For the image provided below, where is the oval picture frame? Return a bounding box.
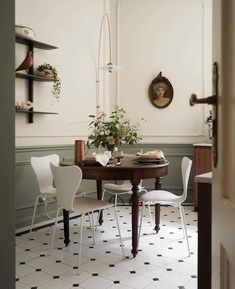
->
[149,72,174,109]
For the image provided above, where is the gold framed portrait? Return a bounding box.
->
[149,72,174,109]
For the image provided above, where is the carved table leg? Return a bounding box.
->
[63,209,70,246]
[97,180,103,225]
[131,182,139,258]
[154,177,162,233]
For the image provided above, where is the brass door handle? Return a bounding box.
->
[189,94,216,106]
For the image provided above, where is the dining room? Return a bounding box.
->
[12,0,214,288]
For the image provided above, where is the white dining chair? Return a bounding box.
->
[98,180,154,226]
[50,164,125,274]
[30,154,60,232]
[30,154,86,232]
[138,157,192,256]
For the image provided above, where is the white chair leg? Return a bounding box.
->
[78,214,84,275]
[147,203,153,226]
[138,203,145,248]
[30,195,40,232]
[91,211,95,245]
[113,206,125,258]
[179,204,190,256]
[50,207,60,255]
[114,193,118,208]
[43,197,54,219]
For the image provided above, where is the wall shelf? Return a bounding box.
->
[15,109,58,115]
[15,35,58,123]
[15,35,58,50]
[16,72,54,82]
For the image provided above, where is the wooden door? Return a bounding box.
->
[212,0,235,288]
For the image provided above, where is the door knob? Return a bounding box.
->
[189,62,219,168]
[189,94,216,106]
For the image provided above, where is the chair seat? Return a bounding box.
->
[140,190,183,204]
[41,187,57,196]
[73,196,113,214]
[103,183,132,193]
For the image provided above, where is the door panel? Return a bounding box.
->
[212,0,235,288]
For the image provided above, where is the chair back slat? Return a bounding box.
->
[50,164,82,211]
[181,157,192,201]
[31,154,59,194]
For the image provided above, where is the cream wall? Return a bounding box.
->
[15,0,106,146]
[115,0,212,144]
[15,0,212,147]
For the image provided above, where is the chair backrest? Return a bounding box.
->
[31,154,60,194]
[50,164,82,211]
[181,157,192,201]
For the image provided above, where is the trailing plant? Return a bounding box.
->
[36,63,61,100]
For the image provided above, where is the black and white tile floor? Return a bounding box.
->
[16,205,197,289]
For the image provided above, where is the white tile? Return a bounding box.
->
[99,266,129,281]
[121,273,152,289]
[144,280,179,289]
[80,275,113,289]
[15,282,31,289]
[36,278,73,289]
[20,270,52,287]
[60,268,90,283]
[42,262,71,275]
[26,256,54,269]
[16,264,35,278]
[81,260,109,273]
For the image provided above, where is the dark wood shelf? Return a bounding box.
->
[15,109,58,115]
[15,72,54,82]
[16,34,58,123]
[15,35,58,50]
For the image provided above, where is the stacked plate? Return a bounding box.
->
[135,156,166,164]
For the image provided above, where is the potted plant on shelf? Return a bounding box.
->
[87,107,142,152]
[36,63,61,100]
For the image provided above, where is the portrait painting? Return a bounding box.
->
[149,72,174,109]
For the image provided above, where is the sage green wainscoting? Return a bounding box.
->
[15,144,194,230]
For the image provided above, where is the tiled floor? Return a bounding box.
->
[16,205,197,289]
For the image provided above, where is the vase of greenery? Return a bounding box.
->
[36,63,61,100]
[87,107,142,151]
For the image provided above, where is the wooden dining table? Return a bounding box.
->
[62,156,169,257]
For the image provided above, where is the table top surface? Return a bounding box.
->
[61,156,169,181]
